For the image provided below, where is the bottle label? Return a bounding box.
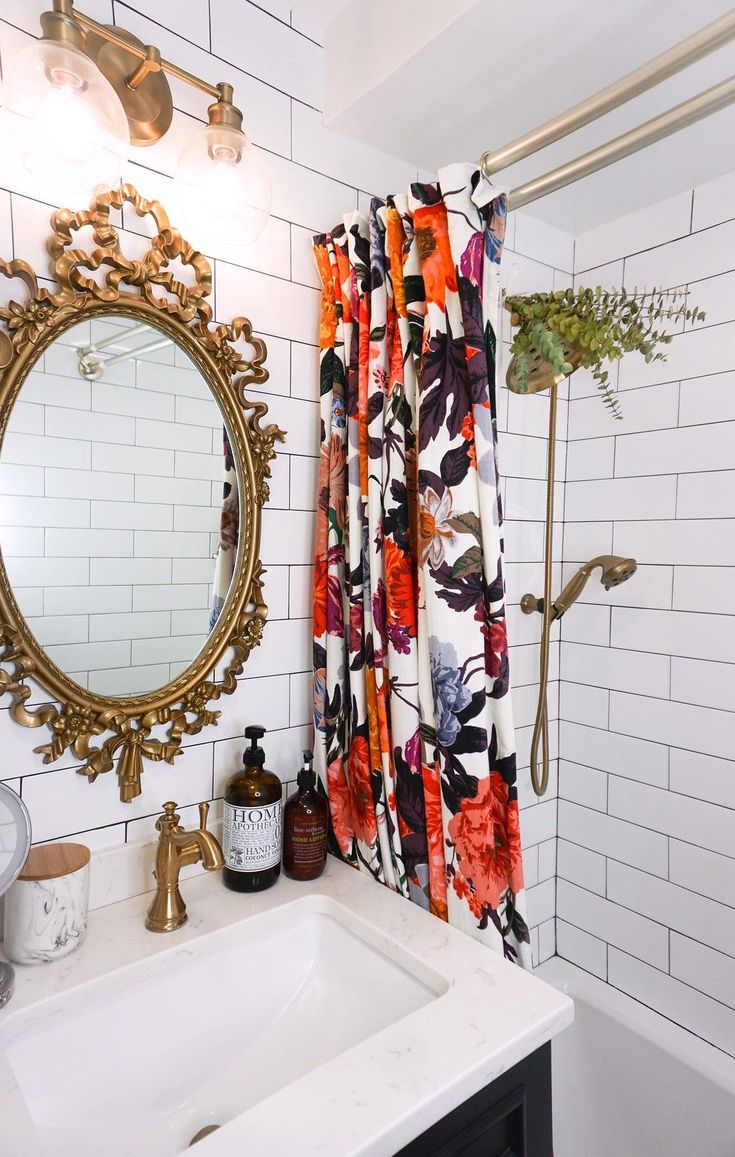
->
[290,820,327,866]
[223,800,282,872]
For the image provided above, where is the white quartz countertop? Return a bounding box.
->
[1,858,573,1156]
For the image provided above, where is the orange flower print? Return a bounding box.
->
[419,486,456,568]
[448,774,521,913]
[313,554,327,638]
[348,734,377,846]
[422,758,448,917]
[384,537,417,637]
[414,205,457,309]
[327,756,354,857]
[319,296,337,349]
[386,208,407,317]
[460,411,477,469]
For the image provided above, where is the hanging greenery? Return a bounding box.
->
[504,286,705,419]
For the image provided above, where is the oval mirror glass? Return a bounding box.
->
[0,314,240,698]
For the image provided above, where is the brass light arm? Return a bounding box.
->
[59,0,221,99]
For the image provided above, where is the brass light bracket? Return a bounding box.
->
[83,25,173,146]
[45,1,243,147]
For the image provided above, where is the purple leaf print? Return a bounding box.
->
[459,231,484,287]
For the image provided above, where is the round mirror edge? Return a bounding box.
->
[0,783,32,899]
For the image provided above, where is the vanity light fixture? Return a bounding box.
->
[0,0,272,243]
[1,1,129,194]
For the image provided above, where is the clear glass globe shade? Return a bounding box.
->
[1,38,129,195]
[176,123,272,246]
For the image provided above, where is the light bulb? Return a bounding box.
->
[176,121,272,246]
[1,37,129,196]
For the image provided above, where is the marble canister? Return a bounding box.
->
[3,843,90,965]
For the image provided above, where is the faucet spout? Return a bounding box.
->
[145,801,223,933]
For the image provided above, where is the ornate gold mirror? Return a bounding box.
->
[0,185,284,802]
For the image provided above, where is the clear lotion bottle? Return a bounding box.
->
[222,725,282,892]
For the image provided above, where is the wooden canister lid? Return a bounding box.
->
[19,842,90,881]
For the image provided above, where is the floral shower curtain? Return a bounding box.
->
[312,163,529,965]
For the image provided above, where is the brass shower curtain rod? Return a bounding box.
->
[478,9,735,210]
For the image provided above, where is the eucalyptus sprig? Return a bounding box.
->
[505,286,705,419]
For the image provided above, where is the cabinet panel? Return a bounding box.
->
[395,1042,552,1157]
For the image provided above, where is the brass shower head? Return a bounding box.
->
[553,554,637,616]
[600,555,638,589]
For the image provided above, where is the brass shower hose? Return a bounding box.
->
[528,382,558,797]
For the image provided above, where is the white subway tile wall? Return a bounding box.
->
[0,0,574,965]
[559,175,735,1056]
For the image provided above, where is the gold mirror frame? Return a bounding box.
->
[0,184,285,803]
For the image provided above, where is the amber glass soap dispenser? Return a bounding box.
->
[283,750,328,881]
[222,725,282,892]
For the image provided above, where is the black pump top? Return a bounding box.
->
[243,724,266,767]
[297,749,315,789]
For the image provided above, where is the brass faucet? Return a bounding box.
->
[146,801,224,933]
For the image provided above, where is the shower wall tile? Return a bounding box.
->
[565,437,615,480]
[564,475,677,522]
[670,656,735,713]
[692,169,735,231]
[561,171,735,1052]
[673,565,735,613]
[614,422,735,477]
[608,861,735,960]
[669,840,735,910]
[559,682,609,729]
[567,381,679,439]
[559,721,669,787]
[557,840,607,897]
[557,879,669,970]
[676,469,735,518]
[612,519,735,566]
[610,691,733,761]
[670,935,735,1012]
[608,949,735,1059]
[557,801,668,878]
[562,642,669,698]
[611,607,735,663]
[668,749,735,810]
[574,190,692,273]
[618,320,735,391]
[623,218,735,296]
[608,777,735,861]
[514,212,575,274]
[559,761,608,812]
[556,920,608,980]
[679,371,735,427]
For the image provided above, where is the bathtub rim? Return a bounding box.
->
[536,956,735,1099]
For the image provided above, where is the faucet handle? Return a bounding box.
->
[198,801,210,831]
[155,801,180,832]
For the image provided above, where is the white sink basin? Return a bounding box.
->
[1,861,573,1157]
[0,896,442,1156]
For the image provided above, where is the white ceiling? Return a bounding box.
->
[322,0,735,235]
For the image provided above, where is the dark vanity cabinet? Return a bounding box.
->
[395,1043,552,1157]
